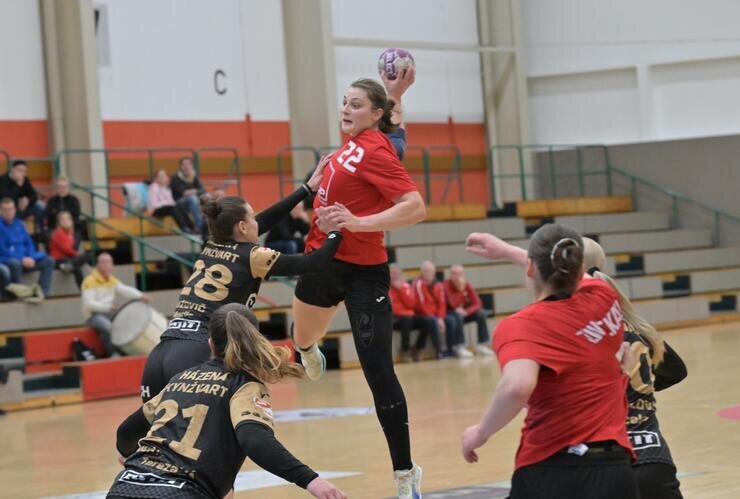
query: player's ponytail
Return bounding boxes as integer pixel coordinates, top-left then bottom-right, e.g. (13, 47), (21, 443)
(210, 303), (304, 383)
(350, 78), (399, 134)
(591, 271), (666, 365)
(582, 238), (666, 365)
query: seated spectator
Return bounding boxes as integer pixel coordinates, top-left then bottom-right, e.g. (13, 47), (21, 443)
(45, 175), (82, 232)
(0, 197), (53, 303)
(444, 264), (493, 356)
(413, 260), (472, 358)
(145, 169), (194, 232)
(0, 160), (46, 233)
(49, 211), (89, 288)
(265, 203), (311, 255)
(170, 157), (206, 233)
(81, 253), (151, 357)
(412, 260), (462, 359)
(389, 264), (439, 362)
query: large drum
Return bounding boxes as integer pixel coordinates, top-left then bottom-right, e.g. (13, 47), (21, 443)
(111, 300), (168, 355)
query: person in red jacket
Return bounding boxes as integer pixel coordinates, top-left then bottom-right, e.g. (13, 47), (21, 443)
(389, 264), (439, 362)
(48, 211), (89, 288)
(412, 260), (466, 358)
(461, 224), (638, 499)
(444, 264), (493, 356)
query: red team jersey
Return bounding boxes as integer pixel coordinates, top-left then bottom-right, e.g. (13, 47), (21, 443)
(305, 129), (418, 265)
(493, 278), (633, 470)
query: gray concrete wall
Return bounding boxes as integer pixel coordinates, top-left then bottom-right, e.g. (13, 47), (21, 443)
(534, 135), (740, 245)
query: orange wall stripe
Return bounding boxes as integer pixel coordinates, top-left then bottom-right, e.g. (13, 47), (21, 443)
(0, 120), (49, 158)
(102, 120), (291, 157)
(0, 119), (486, 159)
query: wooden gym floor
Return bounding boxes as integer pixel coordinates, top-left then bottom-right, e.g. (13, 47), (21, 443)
(1, 321), (739, 499)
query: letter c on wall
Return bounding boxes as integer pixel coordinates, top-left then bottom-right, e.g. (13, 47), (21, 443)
(214, 69), (227, 95)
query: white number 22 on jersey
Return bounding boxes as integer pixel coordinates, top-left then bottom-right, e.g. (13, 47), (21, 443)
(335, 140), (365, 173)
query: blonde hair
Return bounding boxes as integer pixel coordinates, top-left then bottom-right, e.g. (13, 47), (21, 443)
(210, 303), (304, 383)
(582, 238), (665, 365)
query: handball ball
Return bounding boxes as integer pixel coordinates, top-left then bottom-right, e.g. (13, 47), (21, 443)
(378, 48), (415, 80)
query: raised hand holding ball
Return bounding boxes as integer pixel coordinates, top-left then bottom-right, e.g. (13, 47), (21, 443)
(378, 48), (415, 81)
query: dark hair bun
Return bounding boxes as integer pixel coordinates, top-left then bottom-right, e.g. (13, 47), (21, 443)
(200, 194), (220, 219)
(550, 238), (582, 275)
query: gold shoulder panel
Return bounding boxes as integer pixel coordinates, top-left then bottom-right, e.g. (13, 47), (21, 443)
(229, 381), (274, 430)
(249, 246), (280, 279)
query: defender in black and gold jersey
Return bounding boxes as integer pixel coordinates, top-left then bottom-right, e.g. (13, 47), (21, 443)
(583, 239), (687, 499)
(109, 303), (346, 499)
(141, 159), (343, 402)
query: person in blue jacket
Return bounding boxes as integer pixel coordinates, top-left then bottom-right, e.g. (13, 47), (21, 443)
(0, 197), (54, 302)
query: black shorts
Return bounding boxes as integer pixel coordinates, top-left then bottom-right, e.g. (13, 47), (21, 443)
(295, 259), (390, 309)
(634, 462), (683, 499)
(509, 444), (638, 499)
(140, 338), (211, 402)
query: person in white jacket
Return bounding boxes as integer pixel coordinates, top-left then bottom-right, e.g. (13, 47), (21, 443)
(81, 253), (151, 357)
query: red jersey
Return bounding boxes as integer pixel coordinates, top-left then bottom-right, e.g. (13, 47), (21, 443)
(49, 227), (78, 260)
(412, 278), (446, 318)
(305, 129), (418, 265)
(390, 282), (416, 317)
(493, 278), (633, 470)
(444, 280), (482, 315)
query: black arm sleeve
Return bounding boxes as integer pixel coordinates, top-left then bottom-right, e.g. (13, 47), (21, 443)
(24, 179), (38, 205)
(653, 341), (687, 391)
(266, 232), (342, 278)
(236, 422), (318, 489)
(116, 407), (151, 457)
(194, 176), (206, 195)
(70, 195), (81, 221)
(255, 186), (311, 236)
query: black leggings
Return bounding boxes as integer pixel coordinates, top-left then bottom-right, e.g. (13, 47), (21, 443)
(140, 338), (212, 401)
(295, 260), (412, 471)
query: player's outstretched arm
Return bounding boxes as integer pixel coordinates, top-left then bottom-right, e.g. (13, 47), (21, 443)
(461, 359), (539, 464)
(236, 422), (346, 498)
(255, 155), (331, 235)
(465, 232), (528, 267)
(265, 231), (343, 278)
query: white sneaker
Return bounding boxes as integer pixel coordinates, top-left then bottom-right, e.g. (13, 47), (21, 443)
(394, 463), (422, 499)
(476, 343), (494, 356)
(454, 345), (474, 358)
(297, 344), (326, 381)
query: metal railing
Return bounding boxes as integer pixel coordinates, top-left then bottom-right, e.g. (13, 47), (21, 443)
(610, 165), (740, 246)
(55, 147), (198, 189)
(488, 144), (612, 205)
(275, 146), (321, 198)
(81, 214), (196, 291)
(195, 147), (242, 196)
(427, 144), (463, 204)
(0, 150), (11, 170)
(71, 181), (201, 261)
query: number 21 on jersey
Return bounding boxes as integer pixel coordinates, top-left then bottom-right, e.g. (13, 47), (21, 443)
(335, 140), (365, 172)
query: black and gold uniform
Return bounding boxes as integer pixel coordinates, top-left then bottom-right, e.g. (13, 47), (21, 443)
(140, 186), (342, 401)
(109, 359), (318, 499)
(625, 330), (687, 499)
